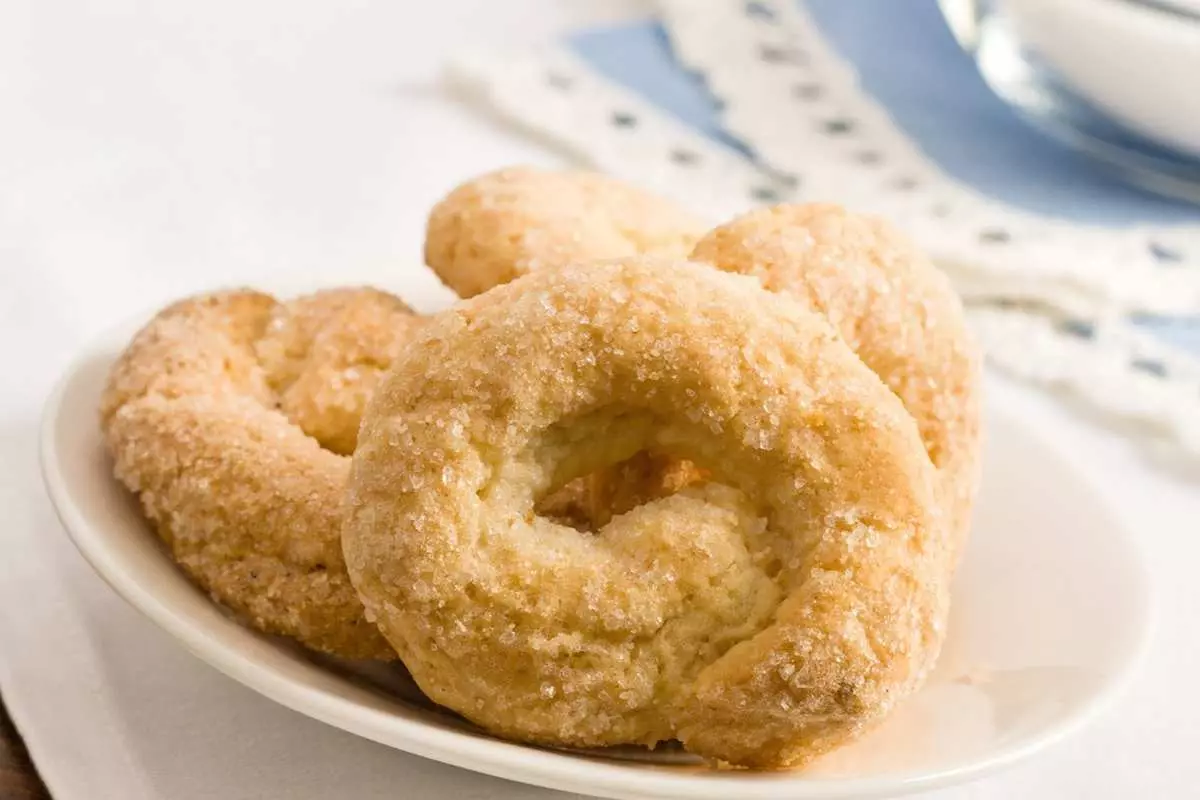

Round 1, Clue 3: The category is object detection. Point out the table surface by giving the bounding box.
[0,699,48,800]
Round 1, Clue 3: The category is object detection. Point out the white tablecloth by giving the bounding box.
[1,1,1197,797]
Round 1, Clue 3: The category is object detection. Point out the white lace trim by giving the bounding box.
[659,0,1200,319]
[449,46,1200,459]
[449,48,781,222]
[973,308,1200,457]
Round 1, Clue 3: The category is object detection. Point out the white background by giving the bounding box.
[1,1,1197,797]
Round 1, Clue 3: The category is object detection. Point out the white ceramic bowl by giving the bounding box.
[40,282,1152,800]
[1004,0,1200,158]
[942,0,1200,198]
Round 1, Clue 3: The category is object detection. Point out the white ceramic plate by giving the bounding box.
[40,282,1151,800]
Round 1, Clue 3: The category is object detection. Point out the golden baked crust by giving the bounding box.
[256,288,422,455]
[424,170,980,551]
[425,167,710,520]
[100,288,419,659]
[424,166,707,297]
[343,258,950,768]
[692,205,982,556]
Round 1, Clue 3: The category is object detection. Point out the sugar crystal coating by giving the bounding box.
[256,288,423,455]
[692,204,983,557]
[424,166,707,297]
[425,172,981,555]
[343,258,951,768]
[101,287,421,659]
[425,166,711,518]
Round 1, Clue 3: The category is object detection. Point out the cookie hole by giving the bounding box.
[534,477,597,533]
[534,452,705,534]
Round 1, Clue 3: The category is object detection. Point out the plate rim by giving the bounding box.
[38,304,1155,800]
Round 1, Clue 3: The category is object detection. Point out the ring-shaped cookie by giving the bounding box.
[424,172,979,551]
[425,167,712,522]
[101,288,420,659]
[424,166,707,297]
[343,259,949,767]
[692,205,982,556]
